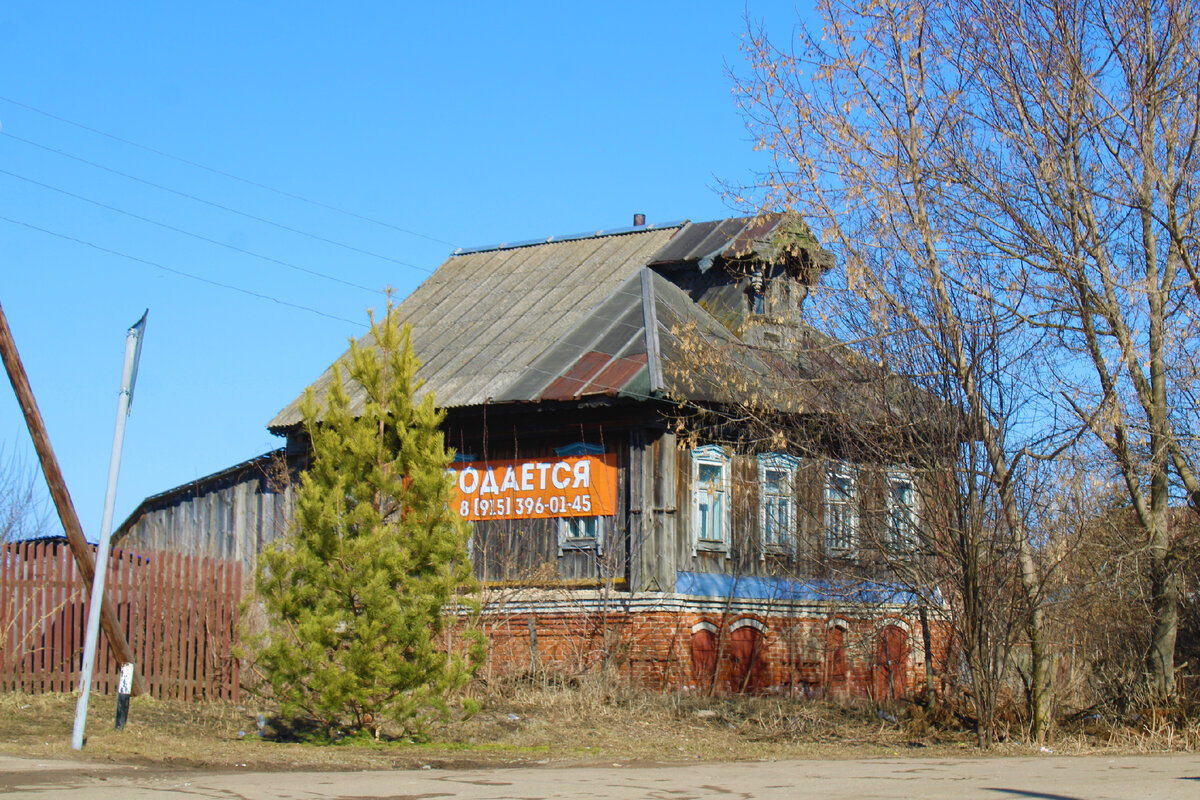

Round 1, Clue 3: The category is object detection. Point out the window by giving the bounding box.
[691,445,730,553]
[824,463,857,555]
[758,453,799,553]
[558,515,604,555]
[886,469,919,551]
[554,442,605,457]
[554,441,607,555]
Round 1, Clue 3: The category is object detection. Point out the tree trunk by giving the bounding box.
[1147,541,1178,698]
[919,603,936,703]
[1016,538,1050,743]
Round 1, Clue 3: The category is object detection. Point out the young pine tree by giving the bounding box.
[251,307,483,737]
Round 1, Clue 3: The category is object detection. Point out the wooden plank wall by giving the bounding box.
[629,426,677,593]
[0,541,241,701]
[118,476,293,573]
[673,449,899,581]
[469,440,629,584]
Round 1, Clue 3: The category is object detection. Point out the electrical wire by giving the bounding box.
[0,167,386,296]
[1,131,434,274]
[0,213,367,328]
[0,95,459,248]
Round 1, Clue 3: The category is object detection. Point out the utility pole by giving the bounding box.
[72,311,147,750]
[0,301,145,696]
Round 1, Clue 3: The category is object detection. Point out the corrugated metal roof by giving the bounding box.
[453,220,687,255]
[649,212,835,277]
[649,213,792,268]
[268,226,682,430]
[651,270,787,406]
[498,269,652,403]
[268,214,871,431]
[498,267,786,407]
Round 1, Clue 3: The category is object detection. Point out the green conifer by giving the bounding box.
[250,306,483,737]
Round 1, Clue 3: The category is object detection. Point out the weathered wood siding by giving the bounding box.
[629,426,677,593]
[115,453,298,573]
[464,442,630,585]
[116,408,921,592]
[672,446,917,583]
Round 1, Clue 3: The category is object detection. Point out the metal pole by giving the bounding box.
[0,301,146,696]
[72,311,147,751]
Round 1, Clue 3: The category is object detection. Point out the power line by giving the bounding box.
[0,167,385,296]
[0,213,367,328]
[1,131,434,274]
[0,95,459,248]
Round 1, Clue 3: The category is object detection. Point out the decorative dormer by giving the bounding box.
[647,212,832,339]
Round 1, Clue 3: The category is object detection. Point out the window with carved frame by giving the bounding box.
[758,453,799,554]
[691,445,731,554]
[824,463,857,556]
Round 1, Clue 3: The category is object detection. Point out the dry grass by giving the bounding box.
[0,677,1193,773]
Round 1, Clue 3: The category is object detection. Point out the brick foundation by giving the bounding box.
[468,593,949,699]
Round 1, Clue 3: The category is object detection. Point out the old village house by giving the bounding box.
[118,214,949,698]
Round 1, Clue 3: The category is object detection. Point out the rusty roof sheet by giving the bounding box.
[268,226,682,430]
[497,269,652,403]
[498,268,782,406]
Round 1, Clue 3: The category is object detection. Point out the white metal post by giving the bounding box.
[72,311,146,750]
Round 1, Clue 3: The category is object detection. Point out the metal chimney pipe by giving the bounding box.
[633,213,646,227]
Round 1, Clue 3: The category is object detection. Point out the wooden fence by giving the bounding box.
[0,540,242,701]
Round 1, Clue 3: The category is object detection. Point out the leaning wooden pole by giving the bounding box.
[0,300,146,696]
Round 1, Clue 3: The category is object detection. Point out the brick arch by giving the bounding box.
[824,619,849,696]
[730,617,767,633]
[729,618,768,694]
[690,622,718,691]
[873,624,909,701]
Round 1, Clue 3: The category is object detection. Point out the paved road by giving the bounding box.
[1,753,1198,799]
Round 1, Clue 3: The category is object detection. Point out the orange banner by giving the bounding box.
[448,454,617,521]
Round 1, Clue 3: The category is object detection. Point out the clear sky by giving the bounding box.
[1,1,805,540]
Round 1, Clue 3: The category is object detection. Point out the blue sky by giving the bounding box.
[1,1,805,540]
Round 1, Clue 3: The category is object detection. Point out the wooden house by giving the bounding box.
[118,214,946,698]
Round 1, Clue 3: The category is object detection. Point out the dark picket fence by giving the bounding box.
[0,540,242,701]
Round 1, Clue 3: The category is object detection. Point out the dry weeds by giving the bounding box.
[0,676,1193,774]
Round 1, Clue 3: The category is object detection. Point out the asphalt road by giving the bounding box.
[1,753,1197,799]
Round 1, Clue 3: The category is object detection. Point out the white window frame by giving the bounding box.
[557,515,604,556]
[758,453,799,555]
[691,445,731,555]
[824,462,857,556]
[885,468,919,552]
[553,441,607,556]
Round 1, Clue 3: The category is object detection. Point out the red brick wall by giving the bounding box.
[472,606,951,699]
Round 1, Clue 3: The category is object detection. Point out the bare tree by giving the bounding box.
[0,443,52,543]
[932,0,1200,700]
[730,0,1058,743]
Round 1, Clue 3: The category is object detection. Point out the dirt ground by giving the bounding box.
[6,752,1200,800]
[0,681,1194,776]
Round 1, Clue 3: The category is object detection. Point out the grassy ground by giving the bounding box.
[0,678,1195,773]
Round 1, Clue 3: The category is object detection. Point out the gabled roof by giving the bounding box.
[269,225,681,430]
[649,214,789,270]
[497,267,772,404]
[267,215,835,432]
